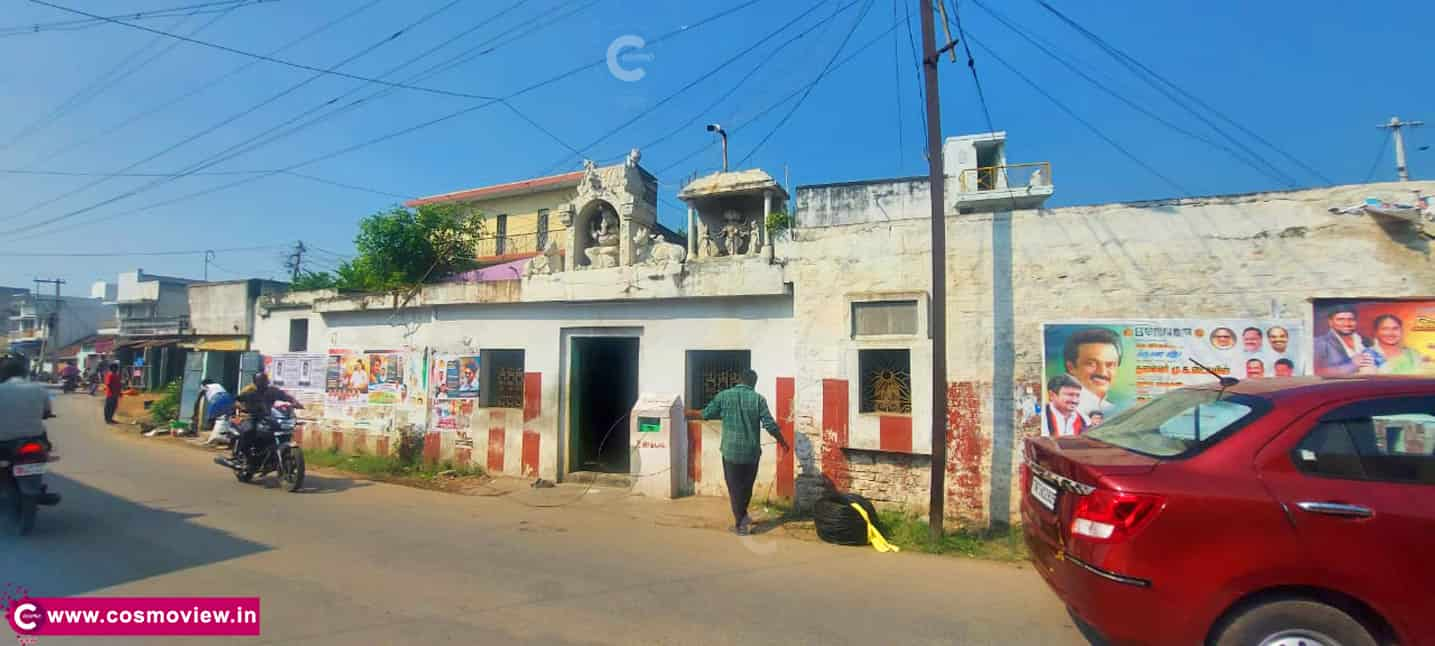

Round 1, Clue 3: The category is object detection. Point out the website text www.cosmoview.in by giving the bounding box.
[7,597,260,637]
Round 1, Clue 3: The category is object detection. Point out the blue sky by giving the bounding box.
[0,0,1430,289]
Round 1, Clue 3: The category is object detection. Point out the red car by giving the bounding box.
[1022,376,1435,646]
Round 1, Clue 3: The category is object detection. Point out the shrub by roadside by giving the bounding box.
[303,447,484,485]
[875,510,1029,561]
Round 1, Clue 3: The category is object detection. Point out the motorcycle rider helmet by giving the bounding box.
[0,352,27,381]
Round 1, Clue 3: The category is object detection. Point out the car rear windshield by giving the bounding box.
[1084,389,1268,458]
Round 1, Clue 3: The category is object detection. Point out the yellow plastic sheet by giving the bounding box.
[849,503,901,553]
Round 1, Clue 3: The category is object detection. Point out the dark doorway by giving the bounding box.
[568,337,639,474]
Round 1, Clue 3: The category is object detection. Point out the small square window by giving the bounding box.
[686,350,751,410]
[480,349,525,408]
[852,300,918,337]
[288,318,309,352]
[859,349,911,414]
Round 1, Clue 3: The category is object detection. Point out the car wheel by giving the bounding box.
[1214,599,1377,646]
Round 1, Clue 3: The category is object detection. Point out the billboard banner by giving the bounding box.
[1312,298,1435,376]
[1041,320,1305,436]
[430,354,480,400]
[264,352,325,407]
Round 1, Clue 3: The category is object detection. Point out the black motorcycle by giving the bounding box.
[213,403,305,492]
[0,422,62,535]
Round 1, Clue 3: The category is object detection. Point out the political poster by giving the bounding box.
[325,349,369,404]
[264,352,325,407]
[430,354,479,400]
[1312,298,1435,376]
[365,351,405,405]
[1040,320,1305,436]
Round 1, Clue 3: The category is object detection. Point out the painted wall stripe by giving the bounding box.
[821,379,850,491]
[523,372,542,422]
[879,415,913,453]
[521,430,540,478]
[423,431,442,465]
[775,376,795,498]
[687,420,702,483]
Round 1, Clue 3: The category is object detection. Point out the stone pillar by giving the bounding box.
[617,202,634,267]
[759,191,772,253]
[694,206,708,259]
[686,206,696,257]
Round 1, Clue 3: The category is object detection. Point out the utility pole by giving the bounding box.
[284,241,307,281]
[921,0,950,541]
[204,250,215,281]
[1378,116,1424,181]
[32,278,65,373]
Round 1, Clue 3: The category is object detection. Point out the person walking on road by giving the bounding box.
[691,369,788,536]
[102,362,122,424]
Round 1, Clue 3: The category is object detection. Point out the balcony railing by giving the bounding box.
[958,162,1052,193]
[473,228,566,259]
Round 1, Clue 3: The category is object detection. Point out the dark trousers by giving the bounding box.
[103,396,119,423]
[722,459,760,526]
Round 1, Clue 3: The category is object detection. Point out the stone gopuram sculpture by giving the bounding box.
[583,205,621,269]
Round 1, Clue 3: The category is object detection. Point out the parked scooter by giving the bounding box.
[0,414,62,535]
[213,402,305,492]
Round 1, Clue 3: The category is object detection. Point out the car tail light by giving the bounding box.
[1070,488,1164,543]
[15,441,46,461]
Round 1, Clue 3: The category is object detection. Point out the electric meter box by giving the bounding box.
[628,392,689,498]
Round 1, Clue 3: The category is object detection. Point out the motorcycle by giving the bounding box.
[0,417,62,536]
[213,402,305,492]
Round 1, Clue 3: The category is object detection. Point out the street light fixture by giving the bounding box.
[706,123,727,172]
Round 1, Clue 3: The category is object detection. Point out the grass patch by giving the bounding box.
[303,448,484,481]
[875,510,1029,561]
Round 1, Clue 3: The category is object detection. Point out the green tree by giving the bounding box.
[290,270,338,291]
[330,203,485,292]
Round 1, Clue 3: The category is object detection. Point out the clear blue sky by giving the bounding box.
[0,0,1430,289]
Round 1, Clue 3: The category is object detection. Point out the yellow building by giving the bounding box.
[406,169,584,264]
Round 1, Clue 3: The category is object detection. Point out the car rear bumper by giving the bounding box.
[1023,517,1192,645]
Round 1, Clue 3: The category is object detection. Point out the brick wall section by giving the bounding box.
[845,449,930,507]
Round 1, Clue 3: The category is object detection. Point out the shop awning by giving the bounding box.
[116,336,186,350]
[191,337,249,352]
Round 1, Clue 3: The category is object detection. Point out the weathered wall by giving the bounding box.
[790,179,1435,525]
[253,293,797,491]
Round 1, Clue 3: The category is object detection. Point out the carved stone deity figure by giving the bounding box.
[719,209,749,257]
[583,204,621,269]
[747,218,763,256]
[524,239,562,277]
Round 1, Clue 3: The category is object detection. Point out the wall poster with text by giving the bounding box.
[1040,320,1305,437]
[1312,298,1435,376]
[264,352,326,408]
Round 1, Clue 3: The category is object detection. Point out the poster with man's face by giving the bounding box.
[1042,320,1306,429]
[1312,299,1435,376]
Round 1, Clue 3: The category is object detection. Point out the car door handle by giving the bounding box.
[1295,501,1374,519]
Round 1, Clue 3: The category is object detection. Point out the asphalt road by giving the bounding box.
[1,394,1088,645]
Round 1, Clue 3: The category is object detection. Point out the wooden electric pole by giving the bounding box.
[921,0,949,541]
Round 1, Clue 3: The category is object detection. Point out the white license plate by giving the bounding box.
[12,463,46,477]
[1030,477,1058,512]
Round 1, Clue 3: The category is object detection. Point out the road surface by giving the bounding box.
[1,394,1088,645]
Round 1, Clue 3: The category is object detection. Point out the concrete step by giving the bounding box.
[564,470,635,488]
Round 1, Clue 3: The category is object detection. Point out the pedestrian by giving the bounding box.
[102,362,122,424]
[197,379,235,446]
[692,369,788,536]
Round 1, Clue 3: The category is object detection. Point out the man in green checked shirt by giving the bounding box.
[690,369,789,536]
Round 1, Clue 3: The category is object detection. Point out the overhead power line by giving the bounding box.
[964,33,1190,196]
[33,0,503,102]
[1034,1,1333,186]
[599,0,863,164]
[2,0,464,235]
[657,11,905,175]
[4,0,761,242]
[20,0,380,169]
[542,0,837,173]
[0,244,281,257]
[0,0,274,37]
[1364,130,1391,183]
[967,0,1300,189]
[735,0,877,167]
[0,9,238,153]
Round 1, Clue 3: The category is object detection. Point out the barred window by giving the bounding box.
[686,350,751,410]
[859,349,911,414]
[481,349,525,408]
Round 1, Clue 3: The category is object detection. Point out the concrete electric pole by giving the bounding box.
[32,278,65,371]
[1378,116,1424,181]
[920,0,954,541]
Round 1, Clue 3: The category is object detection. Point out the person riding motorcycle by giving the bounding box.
[0,353,53,451]
[232,373,302,467]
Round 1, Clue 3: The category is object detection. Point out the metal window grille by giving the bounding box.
[859,349,911,414]
[686,350,751,410]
